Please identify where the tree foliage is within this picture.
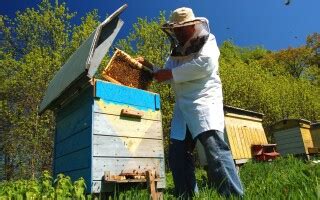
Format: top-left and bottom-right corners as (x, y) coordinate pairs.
(0, 0), (99, 179)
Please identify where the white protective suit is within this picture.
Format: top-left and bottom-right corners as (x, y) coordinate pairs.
(164, 29), (224, 140)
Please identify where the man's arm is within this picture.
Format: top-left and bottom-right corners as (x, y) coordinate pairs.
(170, 55), (214, 83)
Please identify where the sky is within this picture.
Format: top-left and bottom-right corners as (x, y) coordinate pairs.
(1, 0), (320, 51)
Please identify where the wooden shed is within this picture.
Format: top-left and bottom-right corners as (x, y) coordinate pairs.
(39, 5), (165, 193)
(197, 106), (269, 165)
(270, 119), (314, 156)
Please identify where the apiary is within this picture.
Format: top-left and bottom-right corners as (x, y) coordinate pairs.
(39, 5), (165, 194)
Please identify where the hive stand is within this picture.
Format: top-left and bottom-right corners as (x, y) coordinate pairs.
(104, 170), (163, 200)
(251, 144), (280, 161)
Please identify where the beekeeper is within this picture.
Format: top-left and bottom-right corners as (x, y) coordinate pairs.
(153, 7), (244, 198)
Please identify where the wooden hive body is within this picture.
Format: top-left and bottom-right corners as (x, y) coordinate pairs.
(197, 106), (268, 165)
(270, 119), (313, 156)
(224, 106), (267, 164)
(53, 80), (165, 193)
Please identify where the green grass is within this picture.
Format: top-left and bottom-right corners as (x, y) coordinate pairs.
(1, 156), (320, 199)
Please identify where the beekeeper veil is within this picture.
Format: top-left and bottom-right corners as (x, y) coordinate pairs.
(161, 7), (210, 56)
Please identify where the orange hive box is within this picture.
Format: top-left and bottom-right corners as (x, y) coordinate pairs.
(102, 49), (153, 90)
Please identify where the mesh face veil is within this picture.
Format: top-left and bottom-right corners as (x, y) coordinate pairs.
(162, 18), (210, 55)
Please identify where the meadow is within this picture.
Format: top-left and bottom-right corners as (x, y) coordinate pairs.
(0, 156), (319, 200)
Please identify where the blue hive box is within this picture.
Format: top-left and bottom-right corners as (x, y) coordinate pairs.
(39, 5), (165, 193)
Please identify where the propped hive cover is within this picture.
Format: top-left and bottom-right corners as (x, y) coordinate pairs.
(39, 5), (127, 114)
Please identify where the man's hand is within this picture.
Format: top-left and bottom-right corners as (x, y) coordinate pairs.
(153, 69), (173, 83)
(135, 56), (153, 68)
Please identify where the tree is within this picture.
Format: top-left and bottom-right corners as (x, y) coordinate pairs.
(271, 47), (312, 78)
(306, 32), (320, 68)
(0, 0), (99, 179)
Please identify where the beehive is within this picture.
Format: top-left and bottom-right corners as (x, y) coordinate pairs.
(270, 119), (314, 156)
(224, 106), (268, 164)
(102, 49), (153, 90)
(39, 5), (165, 193)
(197, 106), (268, 165)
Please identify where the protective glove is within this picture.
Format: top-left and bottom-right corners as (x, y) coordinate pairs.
(153, 69), (173, 83)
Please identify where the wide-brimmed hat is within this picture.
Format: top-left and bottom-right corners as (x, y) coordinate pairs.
(162, 7), (204, 29)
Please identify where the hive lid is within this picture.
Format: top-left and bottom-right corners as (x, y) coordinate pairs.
(311, 122), (320, 129)
(270, 118), (311, 131)
(224, 105), (264, 119)
(39, 5), (127, 114)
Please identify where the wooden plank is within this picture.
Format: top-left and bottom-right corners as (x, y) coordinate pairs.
(257, 128), (268, 144)
(238, 127), (248, 159)
(94, 100), (161, 121)
(93, 112), (162, 139)
(273, 127), (300, 140)
(93, 135), (164, 158)
(225, 116), (262, 128)
(239, 127), (248, 159)
(234, 159), (249, 165)
(277, 147), (306, 155)
(55, 92), (92, 143)
(274, 133), (302, 141)
(56, 87), (93, 122)
(232, 126), (243, 159)
(276, 137), (304, 145)
(246, 127), (257, 156)
(56, 112), (91, 143)
(251, 127), (259, 144)
(225, 113), (262, 123)
(55, 127), (91, 158)
(236, 126), (245, 159)
(146, 170), (157, 200)
(54, 147), (91, 173)
(225, 125), (237, 159)
(274, 132), (303, 146)
(271, 120), (303, 131)
(277, 142), (305, 150)
(235, 125), (245, 159)
(226, 125), (238, 159)
(300, 128), (314, 153)
(274, 137), (302, 145)
(311, 127), (320, 147)
(242, 127), (252, 158)
(91, 178), (166, 193)
(95, 80), (158, 111)
(91, 157), (165, 181)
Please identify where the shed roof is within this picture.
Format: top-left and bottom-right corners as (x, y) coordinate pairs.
(39, 5), (127, 114)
